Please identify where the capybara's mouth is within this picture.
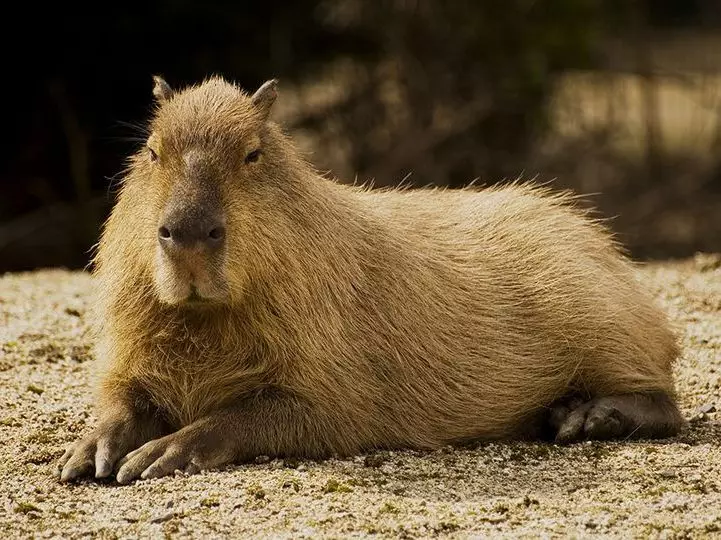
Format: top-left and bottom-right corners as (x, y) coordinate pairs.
(154, 245), (231, 305)
(173, 280), (230, 306)
(184, 286), (212, 304)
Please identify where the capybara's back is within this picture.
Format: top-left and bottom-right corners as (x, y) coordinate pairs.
(58, 76), (684, 484)
(322, 183), (682, 446)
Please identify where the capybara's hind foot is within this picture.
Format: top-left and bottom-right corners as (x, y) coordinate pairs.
(554, 392), (685, 444)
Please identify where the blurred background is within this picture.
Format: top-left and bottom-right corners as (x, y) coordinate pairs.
(1, 0), (720, 272)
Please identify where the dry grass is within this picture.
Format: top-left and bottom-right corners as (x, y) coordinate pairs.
(550, 70), (721, 159)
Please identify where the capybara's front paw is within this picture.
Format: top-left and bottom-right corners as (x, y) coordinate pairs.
(57, 421), (139, 482)
(115, 428), (235, 484)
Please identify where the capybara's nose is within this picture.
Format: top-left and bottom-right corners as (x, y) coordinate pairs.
(158, 213), (225, 251)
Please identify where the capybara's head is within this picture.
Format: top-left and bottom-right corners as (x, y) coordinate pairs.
(128, 76), (292, 306)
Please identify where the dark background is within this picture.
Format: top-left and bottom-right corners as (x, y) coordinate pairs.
(1, 1), (720, 272)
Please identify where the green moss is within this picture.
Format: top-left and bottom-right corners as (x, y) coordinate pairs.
(200, 496), (220, 507)
(54, 509), (76, 519)
(27, 384), (45, 395)
(247, 484), (266, 500)
(26, 430), (53, 444)
(281, 478), (302, 492)
(346, 477), (369, 488)
(379, 502), (400, 514)
(433, 521), (461, 533)
(164, 522), (181, 536)
(371, 477), (389, 487)
(14, 501), (42, 514)
(688, 481), (709, 495)
(322, 478), (353, 494)
(492, 502), (510, 514)
(478, 515), (507, 524)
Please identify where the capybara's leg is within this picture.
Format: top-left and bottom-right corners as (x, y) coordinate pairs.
(113, 388), (334, 484)
(553, 392), (685, 443)
(57, 383), (169, 482)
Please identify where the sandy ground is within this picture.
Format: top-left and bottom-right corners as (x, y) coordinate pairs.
(1, 255), (720, 539)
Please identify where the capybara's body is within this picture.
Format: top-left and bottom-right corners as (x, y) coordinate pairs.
(58, 77), (683, 484)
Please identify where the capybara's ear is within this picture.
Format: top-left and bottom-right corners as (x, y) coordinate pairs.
(152, 75), (174, 102)
(251, 79), (278, 121)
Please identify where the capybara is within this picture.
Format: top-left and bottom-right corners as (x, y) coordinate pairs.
(58, 76), (684, 484)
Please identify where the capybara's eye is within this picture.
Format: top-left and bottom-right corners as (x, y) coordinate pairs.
(148, 147), (158, 162)
(245, 149), (261, 164)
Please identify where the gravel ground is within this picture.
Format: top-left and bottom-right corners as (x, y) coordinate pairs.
(1, 255), (720, 539)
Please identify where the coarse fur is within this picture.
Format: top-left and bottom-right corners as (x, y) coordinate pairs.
(59, 76), (683, 483)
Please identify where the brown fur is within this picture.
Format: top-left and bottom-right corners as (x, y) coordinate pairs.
(61, 76), (682, 481)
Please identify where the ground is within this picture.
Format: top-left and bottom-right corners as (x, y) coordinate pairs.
(1, 255), (720, 539)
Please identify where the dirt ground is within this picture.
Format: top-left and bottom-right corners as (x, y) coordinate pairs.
(1, 255), (720, 539)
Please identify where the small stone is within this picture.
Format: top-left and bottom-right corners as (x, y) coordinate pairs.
(254, 455), (271, 465)
(659, 470), (677, 479)
(698, 403), (716, 414)
(150, 511), (175, 523)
